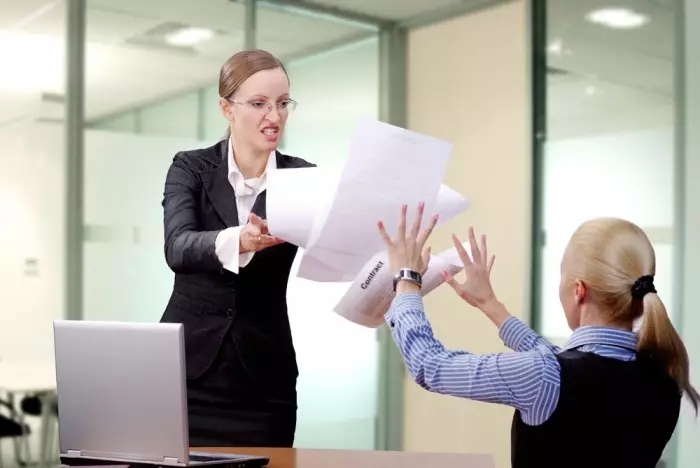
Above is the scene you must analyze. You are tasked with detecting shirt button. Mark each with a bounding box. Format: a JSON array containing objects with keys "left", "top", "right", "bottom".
[
  {"left": 390, "top": 320, "right": 395, "bottom": 328},
  {"left": 226, "top": 309, "right": 234, "bottom": 319}
]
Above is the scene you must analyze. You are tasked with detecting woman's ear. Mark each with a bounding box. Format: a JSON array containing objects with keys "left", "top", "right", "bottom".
[
  {"left": 219, "top": 98, "right": 233, "bottom": 121},
  {"left": 574, "top": 280, "right": 587, "bottom": 305}
]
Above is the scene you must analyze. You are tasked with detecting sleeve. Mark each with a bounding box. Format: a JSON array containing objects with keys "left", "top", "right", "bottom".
[
  {"left": 498, "top": 316, "right": 562, "bottom": 354},
  {"left": 385, "top": 293, "right": 562, "bottom": 425},
  {"left": 162, "top": 154, "right": 224, "bottom": 274},
  {"left": 214, "top": 227, "right": 255, "bottom": 274}
]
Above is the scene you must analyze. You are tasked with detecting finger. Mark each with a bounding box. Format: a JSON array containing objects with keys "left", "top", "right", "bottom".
[
  {"left": 377, "top": 221, "right": 393, "bottom": 248},
  {"left": 256, "top": 235, "right": 282, "bottom": 249},
  {"left": 481, "top": 234, "right": 488, "bottom": 265},
  {"left": 410, "top": 202, "right": 425, "bottom": 240},
  {"left": 452, "top": 234, "right": 472, "bottom": 267},
  {"left": 417, "top": 213, "right": 439, "bottom": 250},
  {"left": 421, "top": 246, "right": 431, "bottom": 269},
  {"left": 397, "top": 204, "right": 407, "bottom": 242},
  {"left": 488, "top": 255, "right": 496, "bottom": 273},
  {"left": 468, "top": 227, "right": 481, "bottom": 264},
  {"left": 440, "top": 271, "right": 462, "bottom": 293},
  {"left": 264, "top": 235, "right": 284, "bottom": 245},
  {"left": 249, "top": 213, "right": 265, "bottom": 226}
]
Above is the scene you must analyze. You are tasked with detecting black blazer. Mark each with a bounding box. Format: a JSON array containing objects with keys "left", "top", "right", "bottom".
[{"left": 159, "top": 139, "right": 314, "bottom": 386}]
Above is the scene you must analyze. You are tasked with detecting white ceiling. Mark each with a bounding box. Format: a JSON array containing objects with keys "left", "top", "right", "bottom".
[
  {"left": 304, "top": 0, "right": 469, "bottom": 20},
  {"left": 0, "top": 0, "right": 679, "bottom": 136},
  {"left": 0, "top": 0, "right": 377, "bottom": 123},
  {"left": 545, "top": 0, "right": 676, "bottom": 139}
]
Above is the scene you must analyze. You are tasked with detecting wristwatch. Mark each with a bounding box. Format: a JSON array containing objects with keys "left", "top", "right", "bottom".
[{"left": 392, "top": 268, "right": 422, "bottom": 291}]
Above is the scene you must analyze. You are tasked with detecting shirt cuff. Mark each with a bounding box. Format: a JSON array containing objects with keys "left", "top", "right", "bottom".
[
  {"left": 385, "top": 292, "right": 423, "bottom": 329},
  {"left": 215, "top": 227, "right": 254, "bottom": 274},
  {"left": 498, "top": 316, "right": 533, "bottom": 351}
]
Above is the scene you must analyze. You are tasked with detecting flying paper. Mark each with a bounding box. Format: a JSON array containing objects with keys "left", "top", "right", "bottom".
[
  {"left": 333, "top": 243, "right": 469, "bottom": 328},
  {"left": 266, "top": 119, "right": 471, "bottom": 326}
]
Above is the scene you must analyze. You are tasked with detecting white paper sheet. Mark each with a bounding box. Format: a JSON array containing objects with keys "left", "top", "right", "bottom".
[
  {"left": 333, "top": 243, "right": 470, "bottom": 328},
  {"left": 266, "top": 166, "right": 339, "bottom": 249},
  {"left": 266, "top": 166, "right": 470, "bottom": 282},
  {"left": 297, "top": 119, "right": 453, "bottom": 279}
]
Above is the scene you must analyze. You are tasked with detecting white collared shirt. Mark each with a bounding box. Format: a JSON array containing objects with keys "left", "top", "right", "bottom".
[{"left": 214, "top": 137, "right": 277, "bottom": 274}]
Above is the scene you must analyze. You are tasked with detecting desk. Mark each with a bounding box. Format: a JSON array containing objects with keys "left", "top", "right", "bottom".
[{"left": 200, "top": 447, "right": 494, "bottom": 468}]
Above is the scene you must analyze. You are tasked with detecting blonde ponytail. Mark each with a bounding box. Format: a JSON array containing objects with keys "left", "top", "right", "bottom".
[
  {"left": 564, "top": 217, "right": 699, "bottom": 416},
  {"left": 638, "top": 292, "right": 700, "bottom": 413}
]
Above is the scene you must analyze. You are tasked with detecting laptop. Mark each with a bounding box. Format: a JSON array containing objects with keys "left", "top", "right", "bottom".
[{"left": 53, "top": 320, "right": 270, "bottom": 468}]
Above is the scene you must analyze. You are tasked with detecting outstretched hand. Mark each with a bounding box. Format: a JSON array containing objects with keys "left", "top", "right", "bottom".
[
  {"left": 441, "top": 227, "right": 497, "bottom": 308},
  {"left": 377, "top": 202, "right": 438, "bottom": 277},
  {"left": 240, "top": 213, "right": 284, "bottom": 254}
]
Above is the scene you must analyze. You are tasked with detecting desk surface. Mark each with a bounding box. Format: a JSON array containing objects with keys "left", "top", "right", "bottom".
[{"left": 201, "top": 447, "right": 494, "bottom": 468}]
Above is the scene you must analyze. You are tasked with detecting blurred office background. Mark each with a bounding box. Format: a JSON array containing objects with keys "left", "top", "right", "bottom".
[{"left": 0, "top": 1, "right": 697, "bottom": 468}]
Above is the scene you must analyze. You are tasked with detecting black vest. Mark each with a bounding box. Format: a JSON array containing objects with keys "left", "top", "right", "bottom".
[{"left": 511, "top": 350, "right": 681, "bottom": 468}]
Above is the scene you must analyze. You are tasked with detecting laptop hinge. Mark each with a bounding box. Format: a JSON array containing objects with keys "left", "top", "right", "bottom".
[
  {"left": 66, "top": 450, "right": 82, "bottom": 457},
  {"left": 162, "top": 457, "right": 180, "bottom": 465}
]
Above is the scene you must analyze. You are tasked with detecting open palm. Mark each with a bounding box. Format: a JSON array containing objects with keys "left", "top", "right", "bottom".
[{"left": 442, "top": 227, "right": 496, "bottom": 308}]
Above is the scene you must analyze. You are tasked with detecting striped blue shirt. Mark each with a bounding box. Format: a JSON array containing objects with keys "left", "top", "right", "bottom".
[{"left": 385, "top": 293, "right": 639, "bottom": 425}]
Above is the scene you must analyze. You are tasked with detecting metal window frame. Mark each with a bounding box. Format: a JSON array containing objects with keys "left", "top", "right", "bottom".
[
  {"left": 529, "top": 1, "right": 688, "bottom": 467},
  {"left": 65, "top": 0, "right": 527, "bottom": 453}
]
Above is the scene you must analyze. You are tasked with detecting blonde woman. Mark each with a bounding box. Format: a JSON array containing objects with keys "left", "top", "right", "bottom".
[{"left": 378, "top": 203, "right": 698, "bottom": 468}]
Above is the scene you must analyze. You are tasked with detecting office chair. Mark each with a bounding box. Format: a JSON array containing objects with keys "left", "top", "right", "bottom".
[
  {"left": 19, "top": 394, "right": 59, "bottom": 466},
  {"left": 0, "top": 398, "right": 31, "bottom": 468}
]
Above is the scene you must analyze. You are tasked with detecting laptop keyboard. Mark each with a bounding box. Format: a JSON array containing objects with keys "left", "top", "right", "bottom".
[{"left": 189, "top": 454, "right": 235, "bottom": 462}]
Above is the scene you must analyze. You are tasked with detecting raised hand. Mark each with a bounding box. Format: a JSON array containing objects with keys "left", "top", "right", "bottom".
[
  {"left": 240, "top": 213, "right": 284, "bottom": 253},
  {"left": 377, "top": 202, "right": 439, "bottom": 276},
  {"left": 442, "top": 227, "right": 497, "bottom": 308}
]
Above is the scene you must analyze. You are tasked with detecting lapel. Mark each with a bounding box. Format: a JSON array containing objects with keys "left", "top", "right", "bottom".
[
  {"left": 201, "top": 139, "right": 240, "bottom": 227},
  {"left": 251, "top": 190, "right": 267, "bottom": 219},
  {"left": 201, "top": 145, "right": 293, "bottom": 228},
  {"left": 249, "top": 150, "right": 288, "bottom": 220}
]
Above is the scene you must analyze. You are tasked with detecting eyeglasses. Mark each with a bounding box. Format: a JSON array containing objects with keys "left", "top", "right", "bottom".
[{"left": 227, "top": 97, "right": 298, "bottom": 115}]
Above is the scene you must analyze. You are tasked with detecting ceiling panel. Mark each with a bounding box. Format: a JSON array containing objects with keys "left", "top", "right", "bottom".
[
  {"left": 0, "top": 0, "right": 57, "bottom": 30},
  {"left": 303, "top": 0, "right": 466, "bottom": 21},
  {"left": 257, "top": 6, "right": 370, "bottom": 59},
  {"left": 547, "top": 71, "right": 673, "bottom": 140},
  {"left": 548, "top": 0, "right": 675, "bottom": 60},
  {"left": 547, "top": 0, "right": 675, "bottom": 96},
  {"left": 87, "top": 0, "right": 247, "bottom": 35}
]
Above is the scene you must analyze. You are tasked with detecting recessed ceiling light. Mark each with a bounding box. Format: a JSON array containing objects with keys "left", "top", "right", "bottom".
[
  {"left": 164, "top": 27, "right": 213, "bottom": 47},
  {"left": 585, "top": 8, "right": 649, "bottom": 29},
  {"left": 547, "top": 38, "right": 563, "bottom": 55},
  {"left": 585, "top": 85, "right": 597, "bottom": 96}
]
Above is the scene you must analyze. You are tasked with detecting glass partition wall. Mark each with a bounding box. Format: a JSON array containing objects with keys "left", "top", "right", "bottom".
[
  {"left": 533, "top": 0, "right": 699, "bottom": 466},
  {"left": 81, "top": 0, "right": 381, "bottom": 450}
]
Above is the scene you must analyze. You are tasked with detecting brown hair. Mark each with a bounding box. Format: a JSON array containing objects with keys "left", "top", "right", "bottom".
[
  {"left": 563, "top": 217, "right": 699, "bottom": 413},
  {"left": 218, "top": 49, "right": 288, "bottom": 138}
]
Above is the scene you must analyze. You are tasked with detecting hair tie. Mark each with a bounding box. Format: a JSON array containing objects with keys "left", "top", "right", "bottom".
[{"left": 632, "top": 275, "right": 656, "bottom": 300}]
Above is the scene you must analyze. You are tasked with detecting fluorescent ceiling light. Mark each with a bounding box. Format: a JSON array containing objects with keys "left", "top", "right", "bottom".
[
  {"left": 585, "top": 8, "right": 649, "bottom": 29},
  {"left": 164, "top": 27, "right": 213, "bottom": 47}
]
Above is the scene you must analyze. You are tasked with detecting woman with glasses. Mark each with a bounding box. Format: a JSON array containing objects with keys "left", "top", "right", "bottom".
[{"left": 159, "top": 49, "right": 313, "bottom": 447}]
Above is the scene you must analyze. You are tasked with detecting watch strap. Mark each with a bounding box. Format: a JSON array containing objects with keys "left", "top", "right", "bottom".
[{"left": 393, "top": 268, "right": 422, "bottom": 291}]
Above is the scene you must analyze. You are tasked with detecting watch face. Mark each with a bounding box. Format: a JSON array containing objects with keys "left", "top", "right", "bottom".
[
  {"left": 405, "top": 270, "right": 421, "bottom": 281},
  {"left": 393, "top": 269, "right": 422, "bottom": 291}
]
